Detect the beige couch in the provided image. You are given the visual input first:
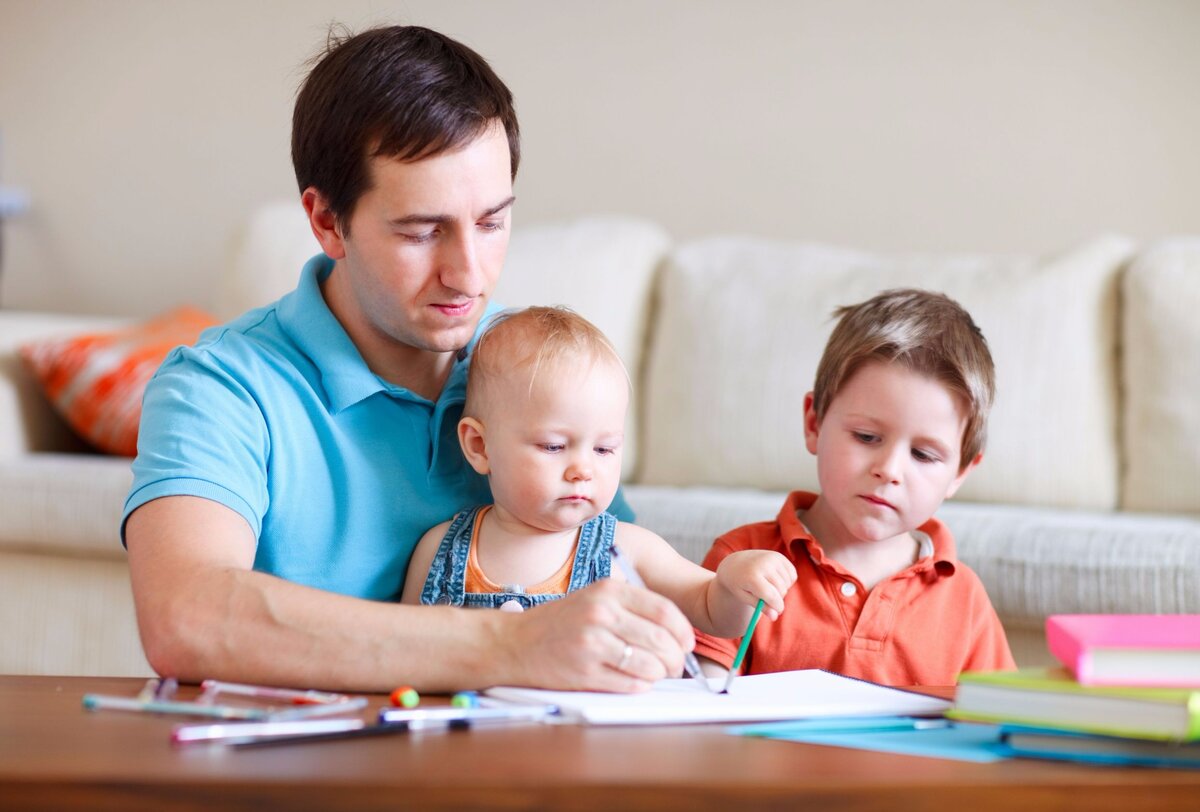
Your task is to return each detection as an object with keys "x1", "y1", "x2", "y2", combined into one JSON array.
[{"x1": 2, "y1": 205, "x2": 1198, "y2": 676}]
